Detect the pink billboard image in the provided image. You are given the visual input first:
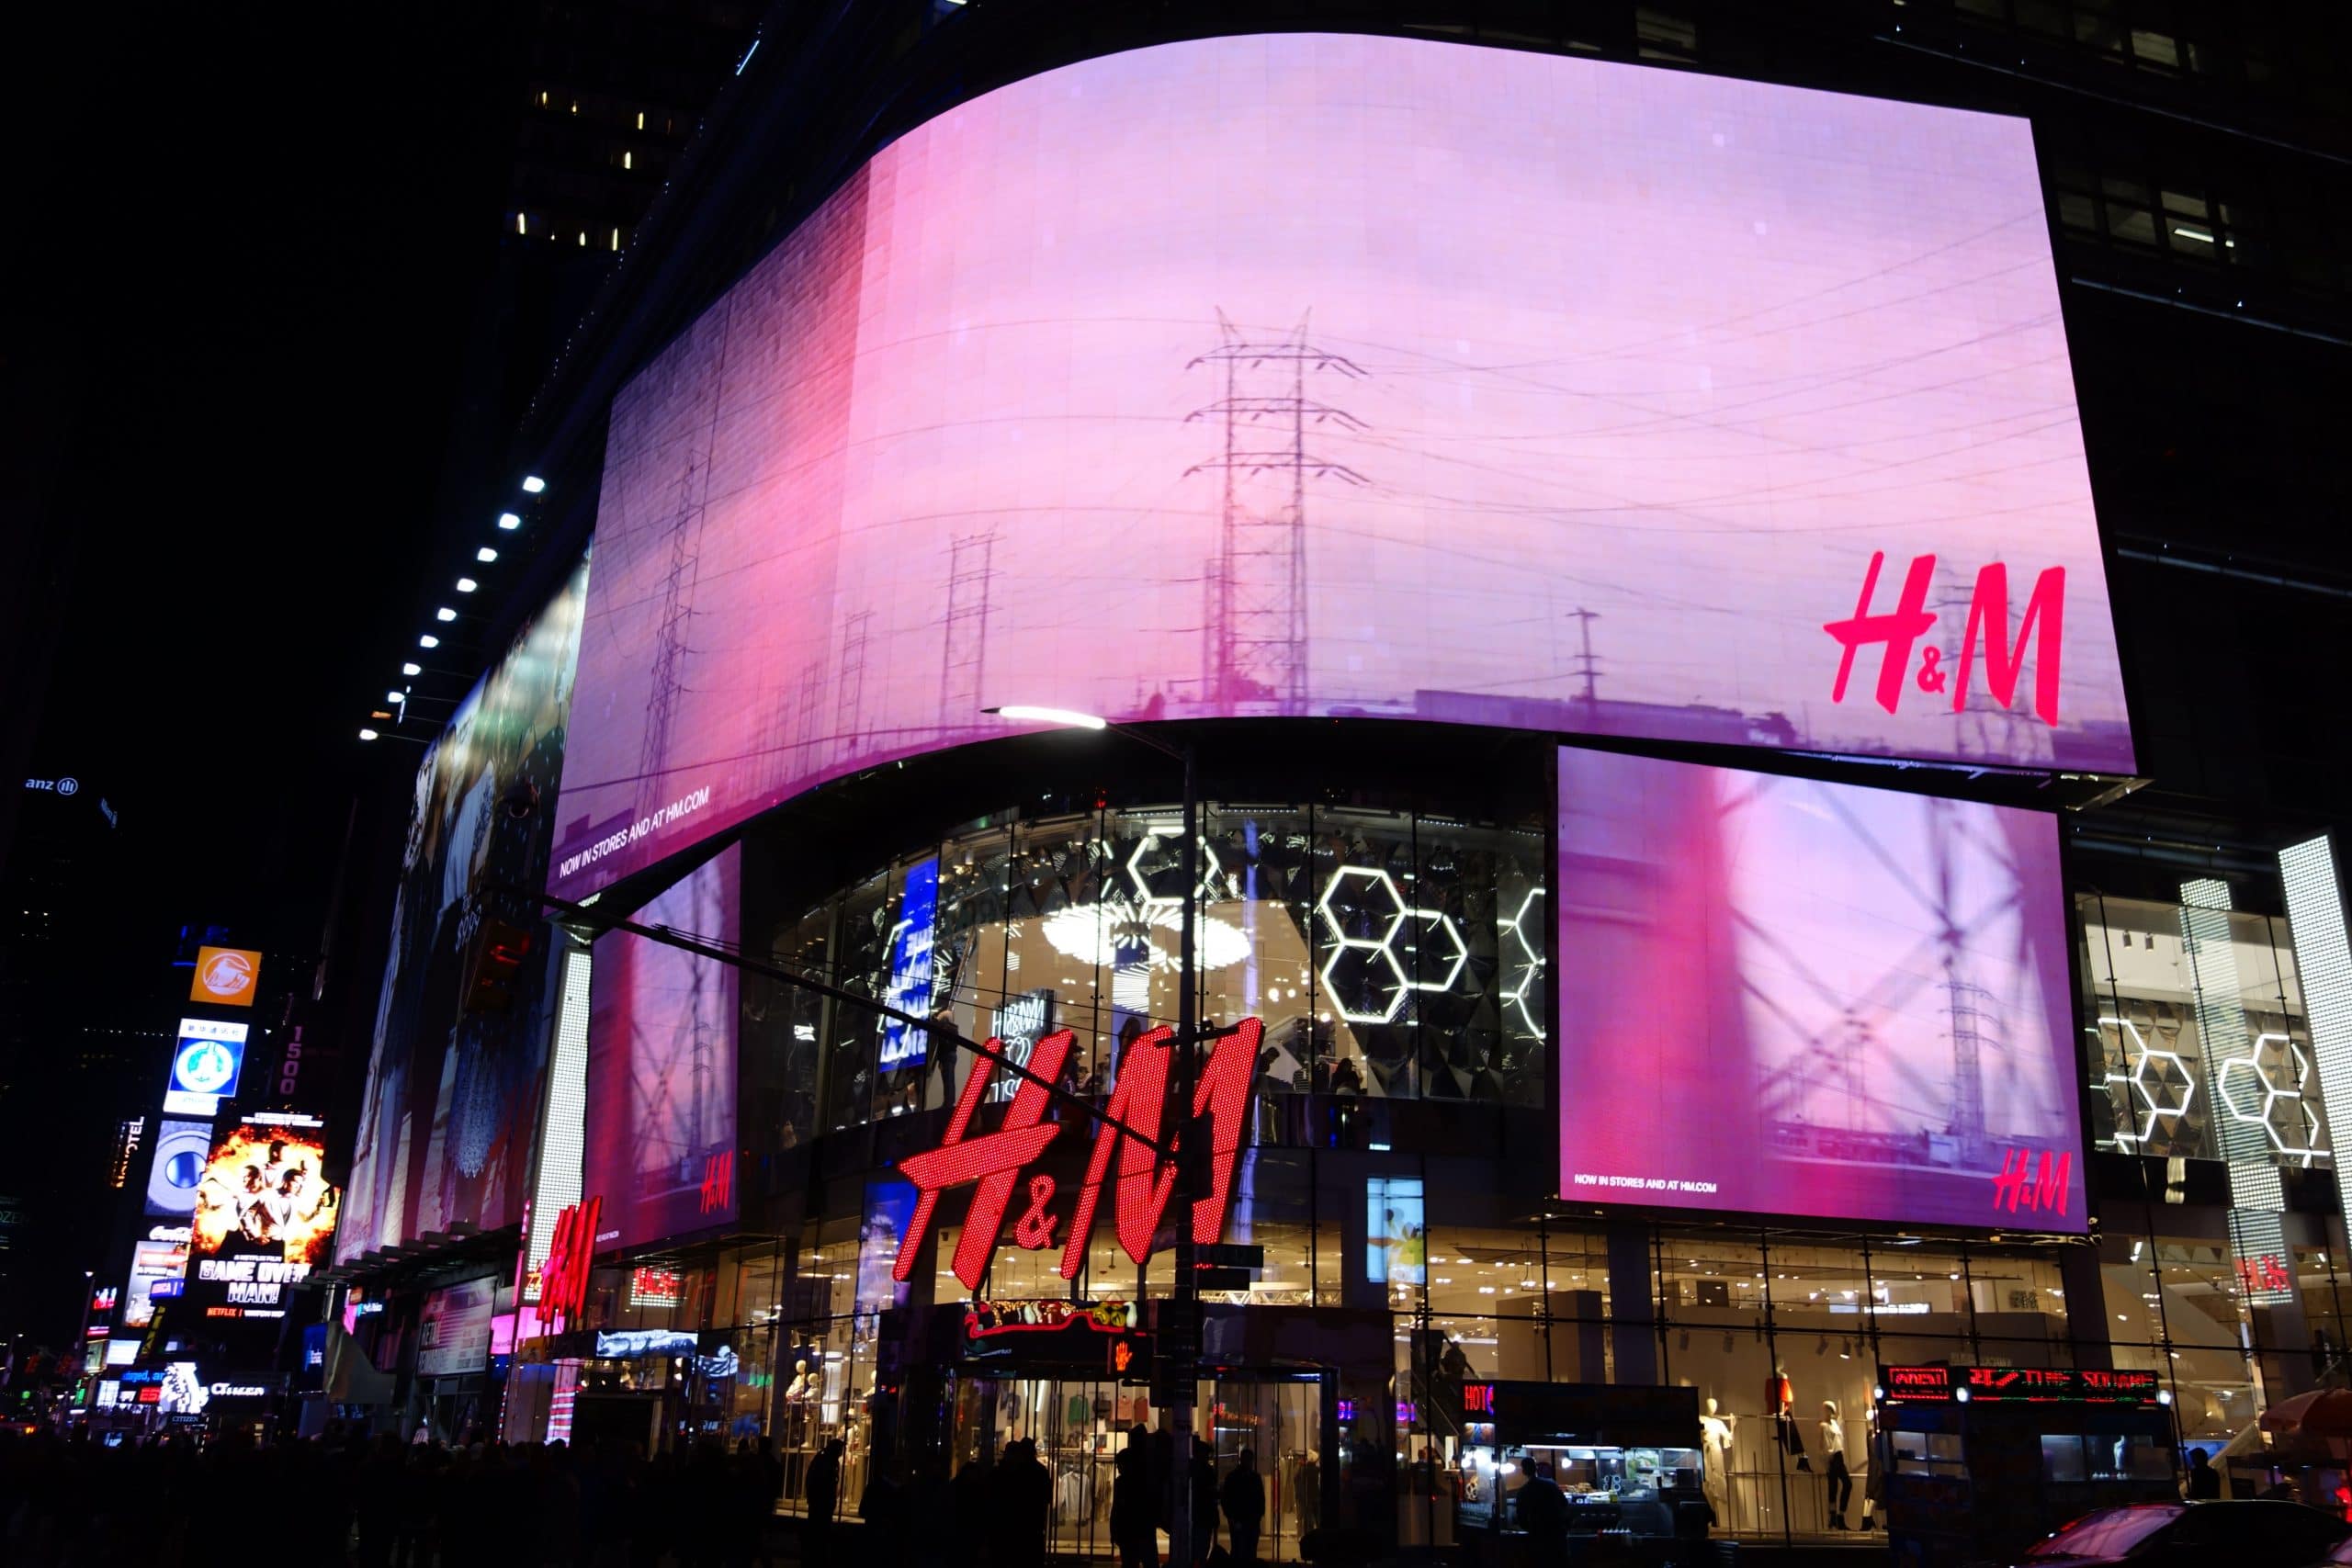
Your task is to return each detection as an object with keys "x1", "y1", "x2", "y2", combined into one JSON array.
[
  {"x1": 549, "y1": 33, "x2": 2131, "y2": 899},
  {"x1": 1555, "y1": 748, "x2": 2085, "y2": 1231},
  {"x1": 584, "y1": 843, "x2": 741, "y2": 1251}
]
